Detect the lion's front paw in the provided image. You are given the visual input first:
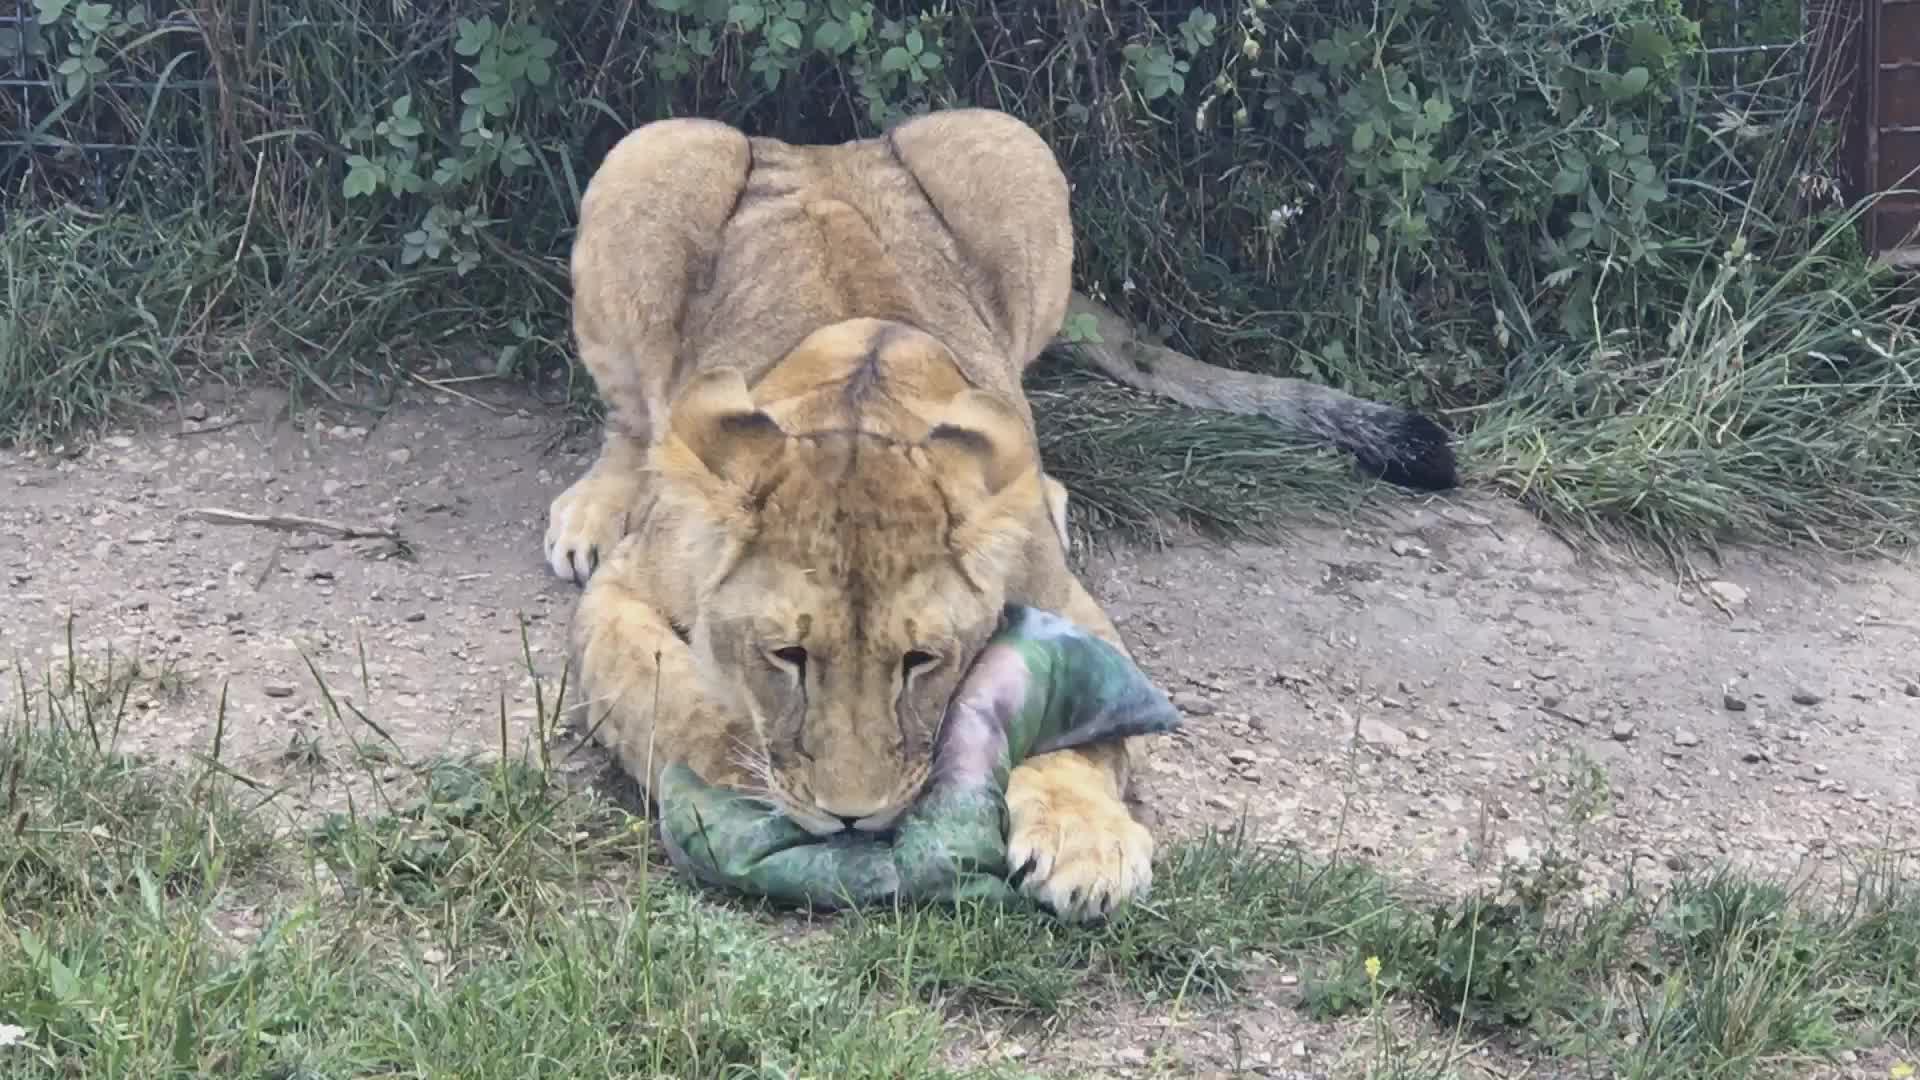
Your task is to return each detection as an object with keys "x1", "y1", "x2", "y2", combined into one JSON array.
[
  {"x1": 545, "y1": 473, "x2": 644, "y2": 584},
  {"x1": 1005, "y1": 752, "x2": 1153, "y2": 922}
]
